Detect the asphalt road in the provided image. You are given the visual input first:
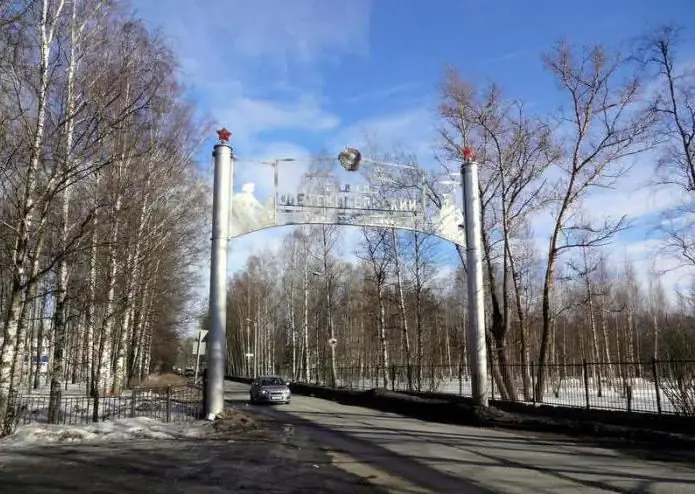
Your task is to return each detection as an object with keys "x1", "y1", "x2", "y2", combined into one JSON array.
[
  {"x1": 225, "y1": 381, "x2": 695, "y2": 494},
  {"x1": 0, "y1": 436, "x2": 391, "y2": 494}
]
